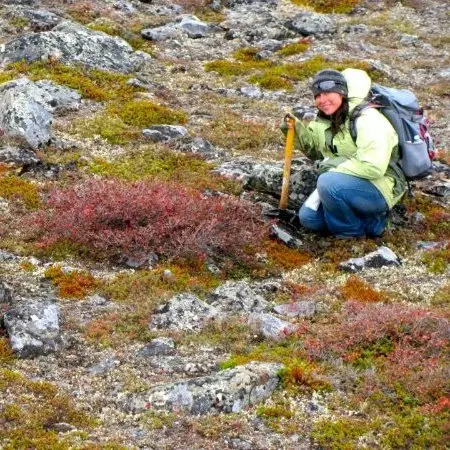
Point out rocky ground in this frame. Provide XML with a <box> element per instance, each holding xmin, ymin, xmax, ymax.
<box><xmin>0</xmin><ymin>0</ymin><xmax>449</xmax><ymax>449</ymax></box>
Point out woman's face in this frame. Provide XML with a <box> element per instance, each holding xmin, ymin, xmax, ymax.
<box><xmin>314</xmin><ymin>92</ymin><xmax>343</xmax><ymax>115</ymax></box>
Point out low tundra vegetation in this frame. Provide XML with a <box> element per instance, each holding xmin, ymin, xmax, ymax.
<box><xmin>22</xmin><ymin>178</ymin><xmax>269</xmax><ymax>267</ymax></box>
<box><xmin>290</xmin><ymin>0</ymin><xmax>361</xmax><ymax>13</ymax></box>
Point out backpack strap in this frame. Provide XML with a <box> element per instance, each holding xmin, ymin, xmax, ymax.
<box><xmin>349</xmin><ymin>101</ymin><xmax>380</xmax><ymax>143</ymax></box>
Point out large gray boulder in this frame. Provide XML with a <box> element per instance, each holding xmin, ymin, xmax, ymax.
<box><xmin>287</xmin><ymin>11</ymin><xmax>338</xmax><ymax>37</ymax></box>
<box><xmin>209</xmin><ymin>281</ymin><xmax>269</xmax><ymax>314</ymax></box>
<box><xmin>0</xmin><ymin>78</ymin><xmax>81</xmax><ymax>148</ymax></box>
<box><xmin>0</xmin><ymin>21</ymin><xmax>151</xmax><ymax>73</ymax></box>
<box><xmin>215</xmin><ymin>157</ymin><xmax>318</xmax><ymax>209</ymax></box>
<box><xmin>127</xmin><ymin>361</ymin><xmax>283</xmax><ymax>414</ymax></box>
<box><xmin>148</xmin><ymin>293</ymin><xmax>220</xmax><ymax>332</ymax></box>
<box><xmin>3</xmin><ymin>299</ymin><xmax>64</xmax><ymax>358</ymax></box>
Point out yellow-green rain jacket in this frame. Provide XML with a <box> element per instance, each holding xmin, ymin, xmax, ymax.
<box><xmin>282</xmin><ymin>68</ymin><xmax>406</xmax><ymax>209</ymax></box>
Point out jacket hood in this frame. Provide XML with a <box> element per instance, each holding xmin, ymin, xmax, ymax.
<box><xmin>341</xmin><ymin>68</ymin><xmax>371</xmax><ymax>103</ymax></box>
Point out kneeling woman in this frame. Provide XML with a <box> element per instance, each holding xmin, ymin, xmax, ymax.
<box><xmin>283</xmin><ymin>68</ymin><xmax>406</xmax><ymax>238</ymax></box>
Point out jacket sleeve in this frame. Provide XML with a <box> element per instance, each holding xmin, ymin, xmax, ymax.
<box><xmin>333</xmin><ymin>109</ymin><xmax>398</xmax><ymax>179</ymax></box>
<box><xmin>280</xmin><ymin>119</ymin><xmax>324</xmax><ymax>161</ymax></box>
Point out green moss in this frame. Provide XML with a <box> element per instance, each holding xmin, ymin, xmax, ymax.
<box><xmin>8</xmin><ymin>61</ymin><xmax>139</xmax><ymax>101</ymax></box>
<box><xmin>291</xmin><ymin>0</ymin><xmax>361</xmax><ymax>14</ymax></box>
<box><xmin>88</xmin><ymin>148</ymin><xmax>243</xmax><ymax>194</ymax></box>
<box><xmin>0</xmin><ymin>175</ymin><xmax>41</xmax><ymax>209</ymax></box>
<box><xmin>349</xmin><ymin>337</ymin><xmax>395</xmax><ymax>370</ymax></box>
<box><xmin>108</xmin><ymin>100</ymin><xmax>188</xmax><ymax>128</ymax></box>
<box><xmin>256</xmin><ymin>404</ymin><xmax>293</xmax><ymax>419</ymax></box>
<box><xmin>232</xmin><ymin>47</ymin><xmax>261</xmax><ymax>62</ymax></box>
<box><xmin>278</xmin><ymin>41</ymin><xmax>310</xmax><ymax>57</ymax></box>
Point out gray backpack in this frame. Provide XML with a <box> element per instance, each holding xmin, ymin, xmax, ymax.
<box><xmin>350</xmin><ymin>84</ymin><xmax>435</xmax><ymax>180</ymax></box>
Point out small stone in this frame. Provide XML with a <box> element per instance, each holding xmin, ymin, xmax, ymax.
<box><xmin>248</xmin><ymin>312</ymin><xmax>295</xmax><ymax>340</ymax></box>
<box><xmin>339</xmin><ymin>246</ymin><xmax>401</xmax><ymax>273</ymax></box>
<box><xmin>86</xmin><ymin>358</ymin><xmax>119</xmax><ymax>376</ymax></box>
<box><xmin>140</xmin><ymin>337</ymin><xmax>175</xmax><ymax>357</ymax></box>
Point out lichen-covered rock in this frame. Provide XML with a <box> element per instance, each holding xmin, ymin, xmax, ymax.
<box><xmin>148</xmin><ymin>293</ymin><xmax>220</xmax><ymax>332</ymax></box>
<box><xmin>127</xmin><ymin>361</ymin><xmax>283</xmax><ymax>414</ymax></box>
<box><xmin>0</xmin><ymin>78</ymin><xmax>81</xmax><ymax>148</ymax></box>
<box><xmin>3</xmin><ymin>299</ymin><xmax>64</xmax><ymax>358</ymax></box>
<box><xmin>142</xmin><ymin>125</ymin><xmax>188</xmax><ymax>142</ymax></box>
<box><xmin>4</xmin><ymin>8</ymin><xmax>63</xmax><ymax>31</ymax></box>
<box><xmin>140</xmin><ymin>337</ymin><xmax>176</xmax><ymax>357</ymax></box>
<box><xmin>168</xmin><ymin>136</ymin><xmax>221</xmax><ymax>159</ymax></box>
<box><xmin>141</xmin><ymin>15</ymin><xmax>213</xmax><ymax>41</ymax></box>
<box><xmin>209</xmin><ymin>281</ymin><xmax>269</xmax><ymax>314</ymax></box>
<box><xmin>339</xmin><ymin>246</ymin><xmax>401</xmax><ymax>273</ymax></box>
<box><xmin>0</xmin><ymin>146</ymin><xmax>40</xmax><ymax>166</ymax></box>
<box><xmin>286</xmin><ymin>11</ymin><xmax>337</xmax><ymax>37</ymax></box>
<box><xmin>215</xmin><ymin>157</ymin><xmax>317</xmax><ymax>209</ymax></box>
<box><xmin>248</xmin><ymin>312</ymin><xmax>295</xmax><ymax>340</ymax></box>
<box><xmin>0</xmin><ymin>21</ymin><xmax>151</xmax><ymax>73</ymax></box>
<box><xmin>270</xmin><ymin>224</ymin><xmax>303</xmax><ymax>249</ymax></box>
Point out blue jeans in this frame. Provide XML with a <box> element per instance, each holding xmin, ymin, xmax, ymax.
<box><xmin>299</xmin><ymin>172</ymin><xmax>389</xmax><ymax>237</ymax></box>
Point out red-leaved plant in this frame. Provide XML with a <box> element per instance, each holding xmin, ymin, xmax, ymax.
<box><xmin>24</xmin><ymin>179</ymin><xmax>268</xmax><ymax>263</ymax></box>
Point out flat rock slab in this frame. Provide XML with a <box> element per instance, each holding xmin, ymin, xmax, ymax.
<box><xmin>339</xmin><ymin>246</ymin><xmax>401</xmax><ymax>273</ymax></box>
<box><xmin>128</xmin><ymin>361</ymin><xmax>283</xmax><ymax>414</ymax></box>
<box><xmin>3</xmin><ymin>299</ymin><xmax>64</xmax><ymax>358</ymax></box>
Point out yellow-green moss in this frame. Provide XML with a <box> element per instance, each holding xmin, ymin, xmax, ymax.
<box><xmin>0</xmin><ymin>338</ymin><xmax>14</xmax><ymax>364</ymax></box>
<box><xmin>232</xmin><ymin>47</ymin><xmax>261</xmax><ymax>62</ymax></box>
<box><xmin>71</xmin><ymin>113</ymin><xmax>140</xmax><ymax>145</ymax></box>
<box><xmin>291</xmin><ymin>0</ymin><xmax>361</xmax><ymax>14</ymax></box>
<box><xmin>248</xmin><ymin>73</ymin><xmax>294</xmax><ymax>91</ymax></box>
<box><xmin>8</xmin><ymin>61</ymin><xmax>139</xmax><ymax>101</ymax></box>
<box><xmin>108</xmin><ymin>100</ymin><xmax>188</xmax><ymax>128</ymax></box>
<box><xmin>278</xmin><ymin>41</ymin><xmax>310</xmax><ymax>57</ymax></box>
<box><xmin>9</xmin><ymin>16</ymin><xmax>29</xmax><ymax>29</ymax></box>
<box><xmin>0</xmin><ymin>175</ymin><xmax>41</xmax><ymax>209</ymax></box>
<box><xmin>88</xmin><ymin>148</ymin><xmax>243</xmax><ymax>194</ymax></box>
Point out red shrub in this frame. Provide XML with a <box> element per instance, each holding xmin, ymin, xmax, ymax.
<box><xmin>24</xmin><ymin>179</ymin><xmax>268</xmax><ymax>263</ymax></box>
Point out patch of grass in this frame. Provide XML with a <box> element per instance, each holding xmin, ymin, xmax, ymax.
<box><xmin>8</xmin><ymin>61</ymin><xmax>139</xmax><ymax>101</ymax></box>
<box><xmin>44</xmin><ymin>265</ymin><xmax>97</xmax><ymax>299</ymax></box>
<box><xmin>199</xmin><ymin>111</ymin><xmax>281</xmax><ymax>154</ymax></box>
<box><xmin>339</xmin><ymin>275</ymin><xmax>386</xmax><ymax>302</ymax></box>
<box><xmin>188</xmin><ymin>413</ymin><xmax>247</xmax><ymax>439</ymax></box>
<box><xmin>256</xmin><ymin>404</ymin><xmax>293</xmax><ymax>419</ymax></box>
<box><xmin>0</xmin><ymin>175</ymin><xmax>41</xmax><ymax>209</ymax></box>
<box><xmin>88</xmin><ymin>147</ymin><xmax>243</xmax><ymax>194</ymax></box>
<box><xmin>204</xmin><ymin>59</ymin><xmax>271</xmax><ymax>77</ymax></box>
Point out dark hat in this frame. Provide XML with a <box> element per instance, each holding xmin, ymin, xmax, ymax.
<box><xmin>311</xmin><ymin>69</ymin><xmax>348</xmax><ymax>98</ymax></box>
